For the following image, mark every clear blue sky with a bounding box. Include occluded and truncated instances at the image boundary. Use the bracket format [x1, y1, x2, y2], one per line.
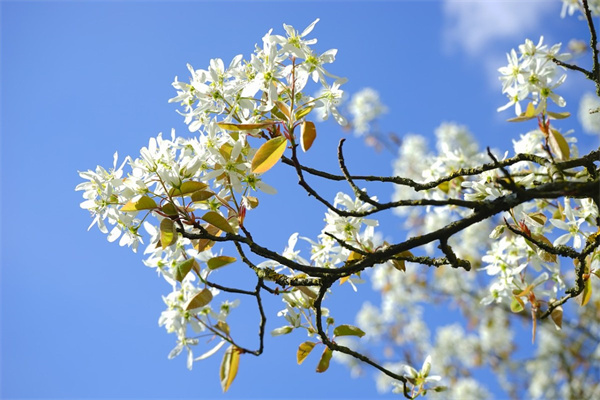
[1, 1, 597, 399]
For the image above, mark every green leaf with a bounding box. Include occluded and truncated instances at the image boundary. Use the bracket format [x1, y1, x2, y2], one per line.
[160, 218, 177, 249]
[169, 181, 208, 197]
[120, 195, 158, 212]
[251, 136, 288, 174]
[525, 102, 536, 117]
[528, 212, 547, 226]
[207, 256, 236, 270]
[510, 296, 524, 313]
[174, 258, 197, 282]
[219, 143, 234, 160]
[391, 250, 413, 272]
[220, 345, 240, 393]
[161, 202, 179, 216]
[581, 276, 592, 307]
[437, 181, 450, 193]
[333, 324, 366, 338]
[295, 105, 314, 121]
[215, 321, 230, 336]
[547, 111, 571, 120]
[195, 224, 221, 253]
[300, 121, 317, 152]
[185, 288, 213, 310]
[548, 129, 570, 161]
[244, 195, 259, 209]
[507, 103, 537, 122]
[218, 121, 275, 131]
[315, 347, 333, 373]
[191, 190, 215, 202]
[271, 105, 288, 121]
[347, 251, 363, 262]
[202, 211, 235, 234]
[275, 101, 291, 119]
[270, 326, 294, 336]
[550, 306, 563, 330]
[297, 286, 317, 300]
[297, 341, 316, 365]
[531, 234, 557, 263]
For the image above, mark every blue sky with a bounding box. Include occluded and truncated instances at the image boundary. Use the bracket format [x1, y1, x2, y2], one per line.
[1, 1, 598, 399]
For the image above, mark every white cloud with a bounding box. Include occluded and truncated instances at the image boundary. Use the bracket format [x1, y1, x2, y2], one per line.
[442, 0, 558, 90]
[442, 0, 554, 56]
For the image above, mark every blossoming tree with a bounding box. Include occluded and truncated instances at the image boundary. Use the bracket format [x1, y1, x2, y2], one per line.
[77, 1, 600, 398]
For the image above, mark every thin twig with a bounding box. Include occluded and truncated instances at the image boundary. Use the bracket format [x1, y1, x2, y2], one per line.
[313, 279, 411, 398]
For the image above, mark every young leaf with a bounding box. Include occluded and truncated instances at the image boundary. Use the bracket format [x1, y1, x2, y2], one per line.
[185, 288, 213, 310]
[251, 136, 288, 174]
[580, 276, 592, 307]
[547, 111, 571, 120]
[507, 103, 537, 122]
[174, 258, 197, 282]
[121, 195, 158, 212]
[295, 106, 314, 121]
[191, 190, 215, 202]
[275, 101, 291, 119]
[169, 181, 207, 197]
[161, 202, 179, 216]
[550, 306, 563, 330]
[271, 105, 288, 121]
[510, 296, 524, 313]
[347, 251, 363, 262]
[270, 326, 294, 336]
[195, 224, 221, 252]
[437, 181, 450, 193]
[391, 250, 413, 272]
[160, 218, 177, 249]
[219, 143, 233, 159]
[207, 256, 236, 270]
[390, 259, 406, 272]
[297, 286, 317, 300]
[244, 195, 259, 209]
[316, 347, 333, 373]
[528, 212, 547, 226]
[531, 234, 557, 263]
[507, 114, 537, 123]
[218, 121, 275, 131]
[548, 129, 570, 161]
[297, 341, 316, 365]
[220, 345, 240, 393]
[300, 121, 317, 152]
[202, 211, 235, 234]
[333, 324, 366, 338]
[525, 102, 536, 117]
[215, 321, 230, 336]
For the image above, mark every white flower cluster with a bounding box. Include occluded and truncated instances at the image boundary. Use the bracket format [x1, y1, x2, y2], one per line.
[77, 130, 258, 368]
[77, 19, 352, 369]
[77, 10, 600, 397]
[77, 129, 274, 249]
[169, 19, 348, 132]
[392, 123, 494, 256]
[498, 37, 570, 116]
[270, 192, 382, 335]
[350, 117, 598, 397]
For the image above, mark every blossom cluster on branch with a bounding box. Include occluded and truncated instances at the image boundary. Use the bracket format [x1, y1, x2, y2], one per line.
[77, 2, 600, 398]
